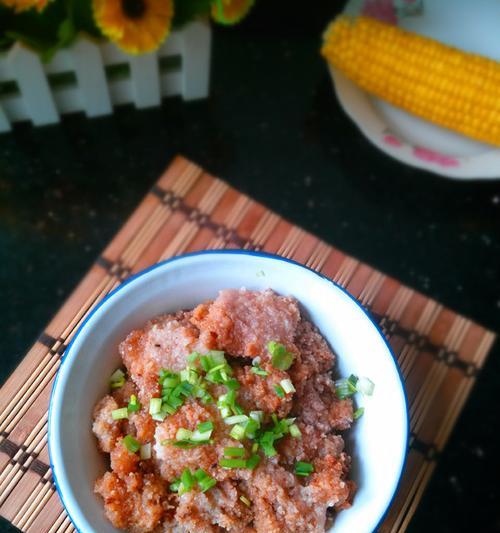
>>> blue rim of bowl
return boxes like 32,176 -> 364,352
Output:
48,249 -> 409,533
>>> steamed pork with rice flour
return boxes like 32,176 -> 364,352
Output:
93,288 -> 359,532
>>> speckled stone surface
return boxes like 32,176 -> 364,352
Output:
0,2 -> 499,532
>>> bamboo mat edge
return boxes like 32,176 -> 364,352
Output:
0,154 -> 496,533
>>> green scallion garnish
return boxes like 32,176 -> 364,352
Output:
219,458 -> 247,469
251,365 -> 269,377
274,384 -> 285,398
224,414 -> 248,426
268,341 -> 295,370
246,454 -> 260,470
230,424 -> 246,441
122,435 -> 140,453
289,424 -> 302,438
111,407 -> 129,420
240,495 -> 251,506
149,397 -> 162,415
194,468 -> 216,492
224,446 -> 246,457
353,407 -> 365,420
181,468 -> 195,491
176,428 -> 193,441
335,375 -> 359,400
170,479 -> 181,492
109,368 -> 126,389
280,379 -> 296,394
295,461 -> 314,477
127,394 -> 140,413
197,421 -> 214,433
242,418 -> 258,439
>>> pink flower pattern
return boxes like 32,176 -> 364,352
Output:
383,134 -> 403,147
412,147 -> 460,167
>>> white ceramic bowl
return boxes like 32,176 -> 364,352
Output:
48,250 -> 408,533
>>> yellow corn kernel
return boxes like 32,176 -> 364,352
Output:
321,15 -> 500,147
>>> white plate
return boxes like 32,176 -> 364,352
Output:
330,0 -> 500,179
48,250 -> 408,533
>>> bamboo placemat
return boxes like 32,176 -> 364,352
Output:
0,156 -> 496,533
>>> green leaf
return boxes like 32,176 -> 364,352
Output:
70,0 -> 102,38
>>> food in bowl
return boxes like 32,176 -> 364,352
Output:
92,288 -> 370,532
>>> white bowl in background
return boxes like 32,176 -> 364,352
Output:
48,250 -> 408,533
330,0 -> 500,179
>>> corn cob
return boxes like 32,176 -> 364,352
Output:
321,15 -> 500,147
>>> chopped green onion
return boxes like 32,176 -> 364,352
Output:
289,424 -> 302,438
224,414 -> 249,425
140,443 -> 151,460
224,446 -> 246,457
357,377 -> 375,396
176,428 -> 193,441
122,435 -> 140,453
219,406 -> 232,418
194,469 -> 217,492
230,424 -> 246,441
171,441 -> 199,449
200,355 -> 212,372
274,384 -> 285,398
194,468 -> 208,481
249,411 -> 264,424
243,418 -> 259,438
280,379 -> 296,394
170,479 -> 181,492
161,403 -> 177,415
187,352 -> 200,364
246,454 -> 260,470
353,407 -> 365,420
111,407 -> 129,420
240,495 -> 251,506
163,377 -> 180,388
127,394 -> 140,413
190,430 -> 213,442
251,365 -> 269,377
232,404 -> 245,415
197,421 -> 214,433
173,382 -> 194,398
152,412 -> 167,422
259,431 -> 277,457
207,350 -> 226,363
295,461 -> 314,477
181,468 -> 195,490
109,369 -> 126,389
219,458 -> 247,469
251,442 -> 259,453
167,395 -> 183,409
224,378 -> 240,391
149,398 -> 162,415
207,363 -> 226,374
268,341 -> 294,370
335,375 -> 358,400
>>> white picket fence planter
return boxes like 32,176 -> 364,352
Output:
0,20 -> 211,132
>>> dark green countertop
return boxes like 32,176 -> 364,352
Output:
1,2 -> 499,532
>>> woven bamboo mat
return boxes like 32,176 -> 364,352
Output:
0,155 -> 496,533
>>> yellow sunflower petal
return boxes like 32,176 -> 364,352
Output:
93,0 -> 173,55
1,0 -> 51,13
211,0 -> 254,25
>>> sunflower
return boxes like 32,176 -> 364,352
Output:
93,0 -> 174,54
0,0 -> 50,13
211,0 -> 254,25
